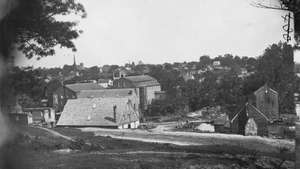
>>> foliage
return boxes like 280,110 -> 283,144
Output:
149,42 -> 295,116
5,0 -> 86,59
6,67 -> 47,107
255,42 -> 295,114
8,41 -> 295,116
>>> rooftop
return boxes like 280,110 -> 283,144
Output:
77,88 -> 137,98
123,75 -> 160,87
65,83 -> 104,93
56,97 -> 139,127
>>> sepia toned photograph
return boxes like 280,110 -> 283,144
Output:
0,0 -> 299,169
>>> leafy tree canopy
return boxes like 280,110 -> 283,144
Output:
6,0 -> 86,59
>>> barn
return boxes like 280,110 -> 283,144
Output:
57,88 -> 140,128
113,75 -> 161,118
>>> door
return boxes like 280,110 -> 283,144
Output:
245,118 -> 258,136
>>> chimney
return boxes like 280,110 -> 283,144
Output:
113,105 -> 117,122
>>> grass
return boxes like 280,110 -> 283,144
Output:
0,126 -> 295,169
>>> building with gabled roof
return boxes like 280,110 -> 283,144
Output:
254,84 -> 279,121
65,83 -> 104,93
231,103 -> 269,136
113,75 -> 161,119
77,88 -> 138,99
231,84 -> 280,137
114,75 -> 160,88
57,88 -> 140,128
56,97 -> 139,128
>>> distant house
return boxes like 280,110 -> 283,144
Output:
113,75 -> 161,116
212,61 -> 221,67
238,68 -> 250,78
180,71 -> 195,81
231,85 -> 280,136
113,68 -> 128,80
23,107 -> 55,127
97,79 -> 113,88
254,84 -> 279,120
57,88 -> 140,128
49,82 -> 104,112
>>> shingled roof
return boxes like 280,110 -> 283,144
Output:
231,103 -> 269,124
77,89 -> 136,98
56,97 -> 139,127
254,84 -> 278,96
65,83 -> 104,93
123,75 -> 160,87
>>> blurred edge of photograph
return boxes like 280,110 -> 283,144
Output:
0,0 -> 300,169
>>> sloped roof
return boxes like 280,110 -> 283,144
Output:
123,75 -> 160,87
77,89 -> 136,98
247,103 -> 269,121
231,103 -> 269,123
57,97 -> 139,127
65,83 -> 104,93
254,84 -> 278,96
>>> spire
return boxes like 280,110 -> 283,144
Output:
73,55 -> 76,66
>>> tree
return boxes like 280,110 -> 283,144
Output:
6,67 -> 47,107
5,0 -> 86,59
256,42 -> 295,114
198,55 -> 211,69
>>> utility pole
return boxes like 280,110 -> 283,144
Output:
282,12 -> 293,42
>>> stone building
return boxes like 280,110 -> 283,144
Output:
113,75 -> 161,118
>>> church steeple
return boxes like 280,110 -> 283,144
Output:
73,55 -> 76,67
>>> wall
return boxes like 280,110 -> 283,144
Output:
255,89 -> 279,120
113,78 -> 134,88
53,87 -> 77,112
146,85 -> 161,105
247,105 -> 269,136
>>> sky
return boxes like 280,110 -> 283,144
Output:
15,0 -> 299,68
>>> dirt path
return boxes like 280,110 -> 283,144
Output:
36,126 -> 75,141
80,127 -> 294,154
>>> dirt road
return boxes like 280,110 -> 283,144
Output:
80,126 -> 294,154
36,126 -> 75,141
